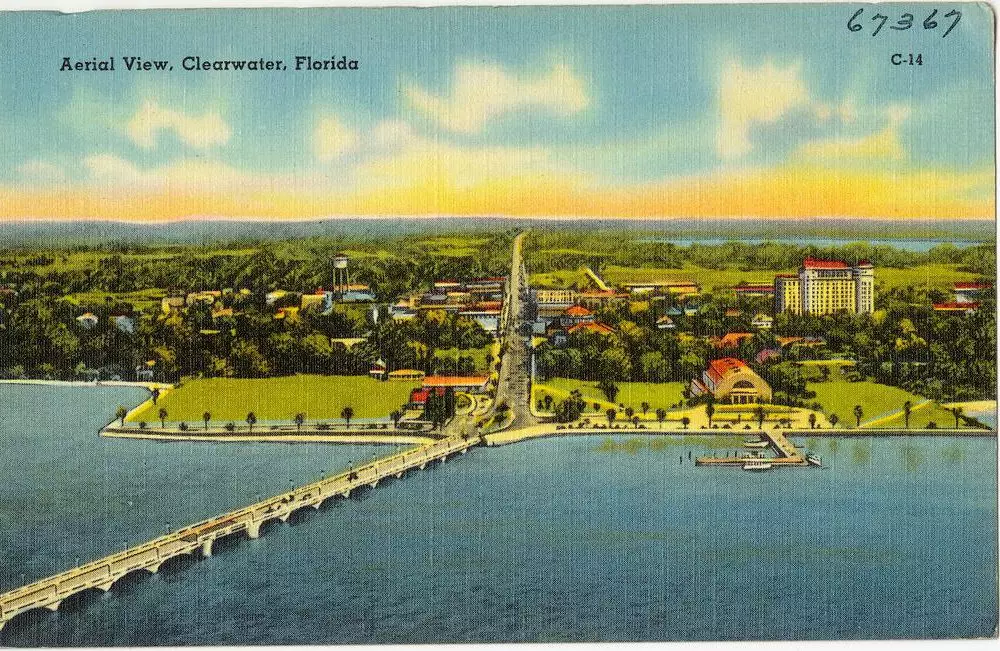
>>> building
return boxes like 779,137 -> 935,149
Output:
534,289 -> 577,306
567,321 -> 615,336
559,304 -> 594,327
733,282 -> 775,297
422,375 -> 489,393
388,369 -> 425,381
407,386 -> 447,409
186,290 -> 221,306
620,281 -> 700,297
369,359 -> 387,379
933,301 -> 980,315
577,290 -> 629,309
774,258 -> 874,315
656,315 -> 675,329
751,313 -> 773,329
75,312 -> 99,329
161,296 -> 186,314
113,315 -> 136,334
689,357 -> 772,404
954,282 -> 991,303
716,332 -> 753,349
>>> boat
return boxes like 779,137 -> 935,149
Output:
743,437 -> 769,448
742,461 -> 772,472
806,454 -> 823,467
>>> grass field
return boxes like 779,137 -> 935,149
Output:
534,378 -> 686,416
128,375 -> 419,424
807,380 -> 931,428
532,263 -> 982,293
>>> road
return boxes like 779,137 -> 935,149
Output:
493,232 -> 537,430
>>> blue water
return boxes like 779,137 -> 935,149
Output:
639,237 -> 989,252
0,386 -> 996,643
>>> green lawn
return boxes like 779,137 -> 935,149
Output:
534,378 -> 686,415
129,375 -> 419,424
807,380 -> 932,429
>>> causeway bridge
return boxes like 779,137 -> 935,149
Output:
0,435 -> 478,632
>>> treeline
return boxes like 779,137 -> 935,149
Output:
0,230 -> 516,304
523,231 -> 996,275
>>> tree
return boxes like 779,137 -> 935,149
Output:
341,406 -> 355,429
706,400 -> 715,428
543,394 -> 553,411
640,401 -> 650,416
246,411 -> 257,433
681,416 -> 690,430
151,388 -> 160,405
203,411 -> 212,431
632,415 -> 640,428
808,412 -> 817,429
829,413 -> 840,429
656,408 -> 666,429
597,379 -> 619,402
903,400 -> 913,429
951,406 -> 964,428
116,405 -> 128,426
158,407 -> 168,429
853,405 -> 863,428
390,410 -> 402,429
605,408 -> 617,426
754,405 -> 765,430
624,406 -> 635,420
294,412 -> 305,432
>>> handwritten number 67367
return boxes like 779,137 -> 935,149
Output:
848,8 -> 961,37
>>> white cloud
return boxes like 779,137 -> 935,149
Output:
313,115 -> 359,161
126,100 -> 231,150
83,153 -> 278,192
717,59 -> 809,159
405,61 -> 589,133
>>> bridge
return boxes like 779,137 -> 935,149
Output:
0,435 -> 478,632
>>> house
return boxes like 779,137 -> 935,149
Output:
755,348 -> 781,364
683,304 -> 700,317
407,387 -> 447,409
433,280 -> 462,292
369,359 -> 387,379
559,304 -> 595,327
953,282 -> 991,303
534,289 -> 577,308
422,375 -> 490,393
135,362 -> 156,382
690,357 -> 772,404
578,290 -> 629,309
341,290 -> 376,303
274,306 -> 300,320
620,281 -> 700,297
300,292 -> 330,312
665,306 -> 683,317
389,369 -> 426,381
751,313 -> 774,329
161,296 -> 186,314
724,308 -> 743,318
567,321 -> 615,336
546,324 -> 569,346
211,307 -> 234,319
933,301 -> 980,314
75,312 -> 99,329
265,290 -> 290,306
112,315 -> 135,334
656,315 -> 675,329
716,332 -> 753,349
390,301 -> 418,321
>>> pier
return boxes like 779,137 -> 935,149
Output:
694,429 -> 810,467
0,435 -> 478,632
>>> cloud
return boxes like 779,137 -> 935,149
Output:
795,104 -> 911,162
126,100 -> 231,149
405,61 -> 589,133
313,115 -> 359,161
17,160 -> 67,184
83,153 -> 280,193
717,59 -> 810,159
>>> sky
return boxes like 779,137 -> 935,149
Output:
0,4 -> 994,221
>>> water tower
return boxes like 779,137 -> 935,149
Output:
334,253 -> 350,294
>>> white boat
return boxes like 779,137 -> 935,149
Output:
806,454 -> 822,467
742,461 -> 772,472
743,438 -> 769,448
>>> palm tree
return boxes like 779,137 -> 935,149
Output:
624,406 -> 635,421
203,411 -> 211,431
829,413 -> 840,429
390,410 -> 402,430
951,406 -> 964,428
294,412 -> 305,432
151,388 -> 160,405
681,416 -> 690,430
605,408 -> 617,426
808,413 -> 817,429
853,405 -> 864,428
115,406 -> 128,427
341,406 -> 354,429
246,411 -> 257,433
656,408 -> 666,429
158,407 -> 168,429
632,415 -> 640,428
903,400 -> 913,429
706,401 -> 715,428
754,405 -> 765,430
641,401 -> 650,416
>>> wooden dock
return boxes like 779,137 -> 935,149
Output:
695,430 -> 809,467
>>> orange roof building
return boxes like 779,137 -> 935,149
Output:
690,357 -> 772,405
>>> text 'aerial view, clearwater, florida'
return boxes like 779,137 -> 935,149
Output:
0,4 -> 995,645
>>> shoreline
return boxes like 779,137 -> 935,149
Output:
101,428 -> 440,446
0,379 -> 172,390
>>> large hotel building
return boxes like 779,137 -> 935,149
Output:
774,258 -> 874,315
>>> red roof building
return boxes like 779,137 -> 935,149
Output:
567,321 -> 615,336
802,257 -> 849,270
422,376 -> 490,392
